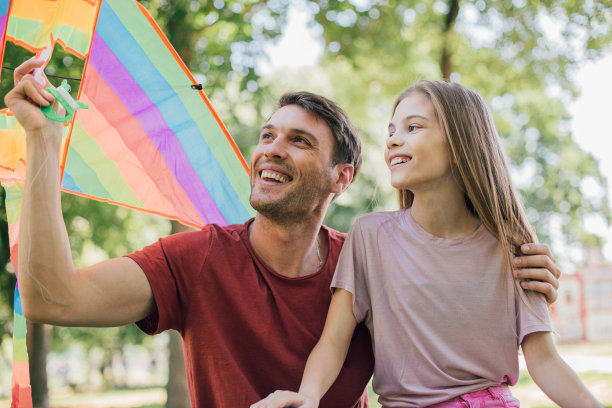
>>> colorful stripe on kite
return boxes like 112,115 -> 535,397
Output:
62,0 -> 254,228
4,0 -> 97,58
0,112 -> 27,182
0,0 -> 9,67
3,181 -> 33,408
1,1 -> 253,406
0,109 -> 71,183
0,0 -> 254,228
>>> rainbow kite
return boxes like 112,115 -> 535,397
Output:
0,0 -> 255,406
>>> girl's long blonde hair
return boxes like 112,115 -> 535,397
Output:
394,80 -> 535,279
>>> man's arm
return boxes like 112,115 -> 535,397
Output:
514,243 -> 560,304
6,58 -> 155,327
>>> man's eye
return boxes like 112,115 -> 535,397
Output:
261,133 -> 273,140
295,136 -> 309,144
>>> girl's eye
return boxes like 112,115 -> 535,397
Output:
261,133 -> 273,140
407,125 -> 419,132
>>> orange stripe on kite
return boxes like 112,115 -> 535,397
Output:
77,92 -> 177,216
9,0 -> 98,37
77,64 -> 204,226
60,189 -> 205,230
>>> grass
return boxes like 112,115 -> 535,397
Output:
1,342 -> 611,407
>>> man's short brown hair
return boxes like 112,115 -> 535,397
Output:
278,92 -> 362,178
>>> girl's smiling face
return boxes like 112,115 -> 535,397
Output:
385,91 -> 453,193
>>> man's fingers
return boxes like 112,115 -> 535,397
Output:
20,79 -> 53,106
519,243 -> 556,262
519,279 -> 557,304
6,75 -> 54,108
514,268 -> 559,290
513,253 -> 560,279
13,58 -> 45,84
249,392 -> 307,408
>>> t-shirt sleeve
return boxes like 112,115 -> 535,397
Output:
126,230 -> 210,335
516,283 -> 553,345
331,219 -> 371,323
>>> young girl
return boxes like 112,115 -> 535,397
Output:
251,81 -> 602,408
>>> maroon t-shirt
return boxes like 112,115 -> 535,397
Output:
127,219 -> 374,408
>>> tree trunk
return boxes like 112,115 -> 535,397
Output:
166,329 -> 190,408
441,0 -> 460,79
165,220 -> 192,408
26,322 -> 52,408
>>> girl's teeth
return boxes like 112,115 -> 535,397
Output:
391,157 -> 409,166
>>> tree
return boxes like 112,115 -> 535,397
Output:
2,0 -> 611,403
164,222 -> 192,408
275,0 -> 612,252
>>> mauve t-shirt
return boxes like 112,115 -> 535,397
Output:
332,209 -> 552,407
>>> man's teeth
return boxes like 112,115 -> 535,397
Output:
390,156 -> 410,166
261,170 -> 289,183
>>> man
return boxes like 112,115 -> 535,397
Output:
6,58 -> 560,407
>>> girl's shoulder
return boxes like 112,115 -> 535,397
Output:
354,209 -> 407,232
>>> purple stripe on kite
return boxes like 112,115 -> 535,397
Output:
88,33 -> 227,224
0,14 -> 7,43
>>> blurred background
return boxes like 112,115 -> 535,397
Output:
1,0 -> 611,406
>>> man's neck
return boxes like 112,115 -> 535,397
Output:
249,214 -> 328,278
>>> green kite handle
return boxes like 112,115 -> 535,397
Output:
40,80 -> 89,123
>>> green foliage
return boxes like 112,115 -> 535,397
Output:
278,0 -> 612,243
51,194 -> 170,385
0,186 -> 16,338
0,0 -> 611,395
0,41 -> 86,109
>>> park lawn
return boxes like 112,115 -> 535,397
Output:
0,373 -> 610,407
1,342 -> 611,407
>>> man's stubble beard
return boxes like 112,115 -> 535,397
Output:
250,171 -> 332,226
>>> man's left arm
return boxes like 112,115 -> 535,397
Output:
513,243 -> 560,304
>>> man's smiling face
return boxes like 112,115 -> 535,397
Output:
249,104 -> 337,222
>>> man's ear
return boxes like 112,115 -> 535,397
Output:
330,163 -> 354,195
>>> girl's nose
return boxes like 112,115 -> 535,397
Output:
386,131 -> 403,149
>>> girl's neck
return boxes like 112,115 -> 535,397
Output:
410,188 -> 481,239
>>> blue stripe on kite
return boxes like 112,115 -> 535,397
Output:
0,1 -> 9,16
96,1 -> 250,225
60,171 -> 82,193
14,286 -> 22,315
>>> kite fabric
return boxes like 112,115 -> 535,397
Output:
0,0 -> 255,406
0,0 -> 8,64
0,0 -> 255,227
4,181 -> 32,408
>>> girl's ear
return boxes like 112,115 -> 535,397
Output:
330,163 -> 354,194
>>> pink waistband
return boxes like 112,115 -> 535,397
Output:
381,385 -> 513,408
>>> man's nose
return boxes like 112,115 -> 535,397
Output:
263,137 -> 288,160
